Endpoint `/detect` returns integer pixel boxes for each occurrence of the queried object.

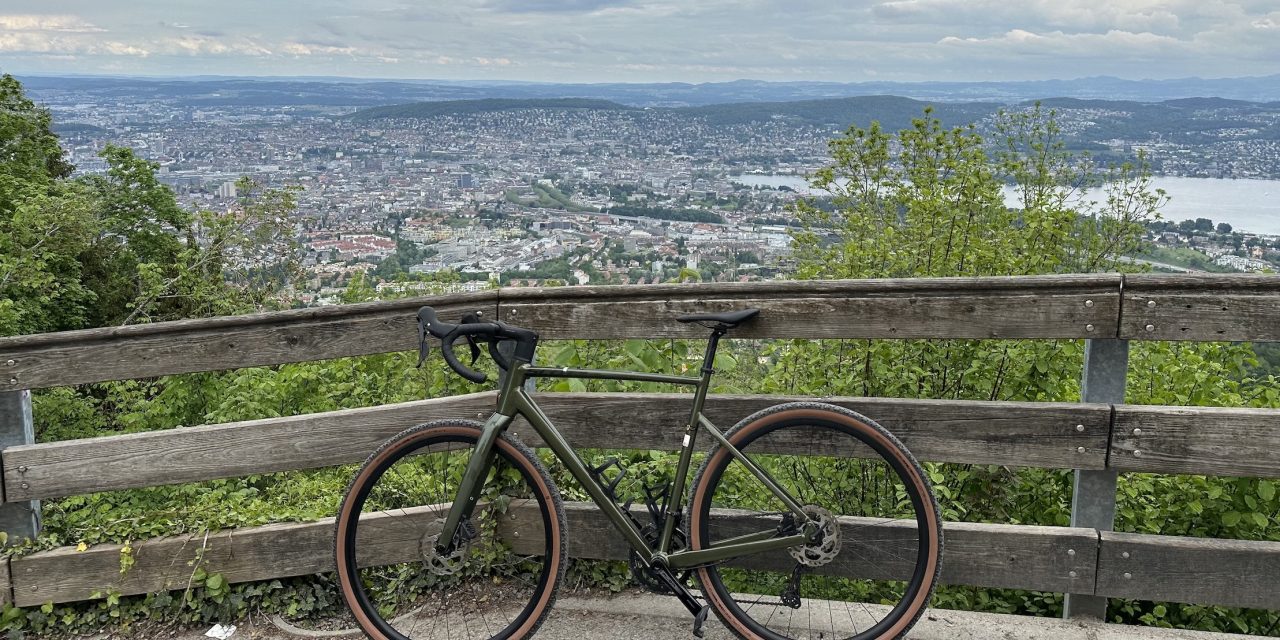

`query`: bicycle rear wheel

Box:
[334,420,566,640]
[688,402,942,640]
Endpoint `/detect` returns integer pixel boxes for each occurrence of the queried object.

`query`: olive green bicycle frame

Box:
[435,361,815,570]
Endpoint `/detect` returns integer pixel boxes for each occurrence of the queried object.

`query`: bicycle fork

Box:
[435,412,513,553]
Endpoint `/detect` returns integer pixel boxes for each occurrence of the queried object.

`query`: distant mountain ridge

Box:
[347,98,636,120]
[346,96,1280,145]
[20,73,1280,107]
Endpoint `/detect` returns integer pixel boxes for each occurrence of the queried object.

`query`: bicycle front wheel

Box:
[334,420,566,640]
[688,402,942,640]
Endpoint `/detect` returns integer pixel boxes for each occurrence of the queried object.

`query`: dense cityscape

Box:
[28,78,1280,304]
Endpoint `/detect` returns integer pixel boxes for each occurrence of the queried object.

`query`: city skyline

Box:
[2,1,1279,83]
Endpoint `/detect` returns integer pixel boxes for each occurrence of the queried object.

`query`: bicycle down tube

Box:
[434,359,815,568]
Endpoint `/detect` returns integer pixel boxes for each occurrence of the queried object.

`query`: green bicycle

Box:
[335,306,943,640]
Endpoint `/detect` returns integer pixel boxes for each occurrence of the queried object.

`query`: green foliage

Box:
[0,75,300,336]
[374,237,440,279]
[772,105,1280,634]
[524,181,594,212]
[2,575,346,637]
[790,105,1157,280]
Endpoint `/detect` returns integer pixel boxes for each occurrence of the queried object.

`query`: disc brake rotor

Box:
[420,522,471,577]
[789,505,841,568]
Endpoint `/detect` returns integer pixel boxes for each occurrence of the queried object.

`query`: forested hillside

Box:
[347,94,1280,146]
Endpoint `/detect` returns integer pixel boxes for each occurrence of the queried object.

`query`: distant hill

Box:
[678,95,1000,127]
[347,95,1000,128]
[19,73,1280,108]
[1024,97,1280,143]
[348,98,636,120]
[21,73,1280,147]
[1161,97,1258,109]
[339,94,1280,146]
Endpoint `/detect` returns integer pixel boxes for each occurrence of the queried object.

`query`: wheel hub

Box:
[788,505,841,567]
[420,522,471,577]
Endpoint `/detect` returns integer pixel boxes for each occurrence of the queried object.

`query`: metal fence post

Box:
[1064,338,1128,620]
[0,389,40,544]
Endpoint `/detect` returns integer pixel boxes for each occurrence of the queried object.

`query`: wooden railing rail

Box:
[1,393,1112,502]
[1,273,1278,617]
[1,275,1125,390]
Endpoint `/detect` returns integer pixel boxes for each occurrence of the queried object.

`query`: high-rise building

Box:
[457,173,474,189]
[217,181,237,199]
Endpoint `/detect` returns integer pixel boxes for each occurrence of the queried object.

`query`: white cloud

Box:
[940,28,1186,52]
[0,33,148,56]
[280,42,358,56]
[0,14,105,33]
[0,0,1276,81]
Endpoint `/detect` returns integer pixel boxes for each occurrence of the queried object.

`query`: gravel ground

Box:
[86,590,1270,640]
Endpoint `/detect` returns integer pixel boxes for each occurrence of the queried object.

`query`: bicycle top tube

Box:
[416,304,760,388]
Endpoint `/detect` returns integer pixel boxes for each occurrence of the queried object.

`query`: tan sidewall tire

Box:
[687,403,942,640]
[333,420,567,640]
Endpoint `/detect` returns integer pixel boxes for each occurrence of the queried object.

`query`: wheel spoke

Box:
[692,409,941,640]
[335,425,564,639]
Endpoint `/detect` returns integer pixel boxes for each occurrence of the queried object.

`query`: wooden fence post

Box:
[1064,338,1128,620]
[0,389,40,544]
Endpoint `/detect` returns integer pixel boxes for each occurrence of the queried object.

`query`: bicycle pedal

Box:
[692,604,710,638]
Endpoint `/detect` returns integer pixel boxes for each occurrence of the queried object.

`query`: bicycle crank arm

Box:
[649,564,712,637]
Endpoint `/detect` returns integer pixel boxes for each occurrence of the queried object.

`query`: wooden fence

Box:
[1,274,1278,616]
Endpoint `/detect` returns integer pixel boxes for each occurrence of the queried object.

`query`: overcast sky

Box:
[2,1,1278,83]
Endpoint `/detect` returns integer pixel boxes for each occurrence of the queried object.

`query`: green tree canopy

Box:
[790,105,1162,280]
[0,74,298,336]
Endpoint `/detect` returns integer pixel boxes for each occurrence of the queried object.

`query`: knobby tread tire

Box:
[334,419,568,640]
[687,402,943,640]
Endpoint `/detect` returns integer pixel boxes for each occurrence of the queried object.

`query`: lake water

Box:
[729,174,1280,235]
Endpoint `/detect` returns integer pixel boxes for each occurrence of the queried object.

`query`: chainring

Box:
[630,525,689,593]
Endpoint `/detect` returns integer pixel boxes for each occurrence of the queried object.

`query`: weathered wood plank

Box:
[13,521,333,607]
[10,503,462,607]
[1111,405,1280,478]
[7,273,1280,388]
[13,501,1094,606]
[0,558,11,606]
[537,504,1097,594]
[2,393,499,501]
[511,394,1110,471]
[1096,531,1280,609]
[4,393,1109,502]
[0,292,497,390]
[1121,274,1280,341]
[500,275,1122,340]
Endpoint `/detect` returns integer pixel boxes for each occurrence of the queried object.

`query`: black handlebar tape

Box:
[440,330,488,383]
[488,339,512,371]
[417,306,457,338]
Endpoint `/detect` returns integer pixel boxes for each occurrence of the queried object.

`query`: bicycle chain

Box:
[691,592,790,608]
